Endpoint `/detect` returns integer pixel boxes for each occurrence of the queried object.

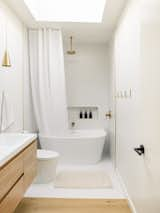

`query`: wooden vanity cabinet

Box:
[0,176,24,213]
[23,142,37,192]
[0,140,37,213]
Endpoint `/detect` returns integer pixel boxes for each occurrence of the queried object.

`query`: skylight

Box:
[24,0,106,23]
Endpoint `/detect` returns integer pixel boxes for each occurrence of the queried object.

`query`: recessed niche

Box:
[68,106,98,120]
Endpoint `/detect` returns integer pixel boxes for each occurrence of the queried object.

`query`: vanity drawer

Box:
[23,141,37,192]
[0,154,23,201]
[0,176,24,213]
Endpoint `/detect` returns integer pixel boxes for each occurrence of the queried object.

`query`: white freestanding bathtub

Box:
[39,129,106,164]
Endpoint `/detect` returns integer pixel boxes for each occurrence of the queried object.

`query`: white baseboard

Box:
[115,169,137,213]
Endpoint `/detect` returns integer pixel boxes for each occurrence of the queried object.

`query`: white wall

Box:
[110,0,160,212]
[0,0,24,132]
[0,0,36,133]
[140,0,160,212]
[113,0,142,211]
[64,43,109,131]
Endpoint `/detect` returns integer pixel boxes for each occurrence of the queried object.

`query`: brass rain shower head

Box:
[67,36,76,55]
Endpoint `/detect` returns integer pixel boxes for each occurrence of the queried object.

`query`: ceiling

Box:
[5,0,127,44]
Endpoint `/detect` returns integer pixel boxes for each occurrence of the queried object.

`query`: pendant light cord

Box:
[70,36,73,51]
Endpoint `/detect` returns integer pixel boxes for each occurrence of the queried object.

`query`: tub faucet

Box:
[71,122,76,128]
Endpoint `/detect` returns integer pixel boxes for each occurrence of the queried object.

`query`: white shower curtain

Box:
[28,29,68,135]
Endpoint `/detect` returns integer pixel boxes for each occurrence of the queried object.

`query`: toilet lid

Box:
[37,149,59,160]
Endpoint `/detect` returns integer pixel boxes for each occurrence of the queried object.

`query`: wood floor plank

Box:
[15,198,132,213]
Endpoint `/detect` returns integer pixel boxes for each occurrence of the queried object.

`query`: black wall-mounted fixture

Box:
[134,145,145,156]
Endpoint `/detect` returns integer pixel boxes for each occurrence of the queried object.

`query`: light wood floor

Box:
[15,198,132,213]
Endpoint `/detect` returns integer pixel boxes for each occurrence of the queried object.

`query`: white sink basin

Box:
[0,134,36,146]
[0,133,37,167]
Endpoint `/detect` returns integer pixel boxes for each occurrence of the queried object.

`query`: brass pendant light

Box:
[2,50,11,67]
[2,18,11,67]
[67,36,76,55]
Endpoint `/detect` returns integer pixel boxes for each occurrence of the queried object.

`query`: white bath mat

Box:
[55,170,112,189]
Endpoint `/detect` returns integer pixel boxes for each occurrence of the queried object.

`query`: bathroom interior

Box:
[0,0,160,213]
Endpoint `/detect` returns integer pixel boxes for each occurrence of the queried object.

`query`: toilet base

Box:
[34,149,59,184]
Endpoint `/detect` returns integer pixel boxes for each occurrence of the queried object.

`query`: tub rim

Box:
[39,129,107,140]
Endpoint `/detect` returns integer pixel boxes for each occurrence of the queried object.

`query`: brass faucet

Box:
[105,110,112,119]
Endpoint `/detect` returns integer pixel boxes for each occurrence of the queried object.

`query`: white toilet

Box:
[34,149,60,184]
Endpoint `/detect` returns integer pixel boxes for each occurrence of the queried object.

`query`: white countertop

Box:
[0,133,37,167]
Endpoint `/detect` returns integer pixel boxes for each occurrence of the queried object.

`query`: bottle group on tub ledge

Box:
[79,110,93,119]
